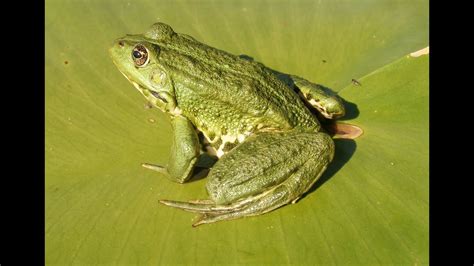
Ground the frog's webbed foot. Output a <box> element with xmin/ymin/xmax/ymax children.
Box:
<box><xmin>159</xmin><ymin>131</ymin><xmax>334</xmax><ymax>226</ymax></box>
<box><xmin>276</xmin><ymin>74</ymin><xmax>346</xmax><ymax>120</ymax></box>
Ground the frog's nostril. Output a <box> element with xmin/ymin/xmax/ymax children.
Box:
<box><xmin>118</xmin><ymin>41</ymin><xmax>124</xmax><ymax>47</ymax></box>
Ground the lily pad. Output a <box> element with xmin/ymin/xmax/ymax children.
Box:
<box><xmin>46</xmin><ymin>0</ymin><xmax>428</xmax><ymax>264</ymax></box>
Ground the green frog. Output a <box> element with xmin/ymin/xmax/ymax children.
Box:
<box><xmin>109</xmin><ymin>22</ymin><xmax>346</xmax><ymax>226</ymax></box>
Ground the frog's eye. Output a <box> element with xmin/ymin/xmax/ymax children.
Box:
<box><xmin>132</xmin><ymin>44</ymin><xmax>149</xmax><ymax>67</ymax></box>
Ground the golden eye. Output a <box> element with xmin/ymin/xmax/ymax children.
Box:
<box><xmin>132</xmin><ymin>44</ymin><xmax>149</xmax><ymax>67</ymax></box>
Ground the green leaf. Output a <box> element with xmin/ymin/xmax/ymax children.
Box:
<box><xmin>46</xmin><ymin>0</ymin><xmax>428</xmax><ymax>264</ymax></box>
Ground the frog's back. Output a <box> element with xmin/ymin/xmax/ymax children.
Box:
<box><xmin>148</xmin><ymin>23</ymin><xmax>320</xmax><ymax>138</ymax></box>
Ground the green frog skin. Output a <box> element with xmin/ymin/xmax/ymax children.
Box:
<box><xmin>109</xmin><ymin>22</ymin><xmax>346</xmax><ymax>226</ymax></box>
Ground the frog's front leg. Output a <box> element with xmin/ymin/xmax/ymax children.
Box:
<box><xmin>142</xmin><ymin>115</ymin><xmax>201</xmax><ymax>183</ymax></box>
<box><xmin>160</xmin><ymin>131</ymin><xmax>334</xmax><ymax>226</ymax></box>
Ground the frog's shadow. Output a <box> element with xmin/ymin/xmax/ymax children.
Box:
<box><xmin>300</xmin><ymin>138</ymin><xmax>357</xmax><ymax>201</ymax></box>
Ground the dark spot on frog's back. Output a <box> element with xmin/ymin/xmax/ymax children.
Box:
<box><xmin>213</xmin><ymin>138</ymin><xmax>222</xmax><ymax>148</ymax></box>
<box><xmin>223</xmin><ymin>142</ymin><xmax>238</xmax><ymax>152</ymax></box>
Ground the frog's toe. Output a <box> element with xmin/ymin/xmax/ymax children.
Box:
<box><xmin>191</xmin><ymin>186</ymin><xmax>290</xmax><ymax>226</ymax></box>
<box><xmin>159</xmin><ymin>198</ymin><xmax>248</xmax><ymax>214</ymax></box>
<box><xmin>159</xmin><ymin>199</ymin><xmax>220</xmax><ymax>213</ymax></box>
<box><xmin>142</xmin><ymin>163</ymin><xmax>168</xmax><ymax>174</ymax></box>
<box><xmin>188</xmin><ymin>199</ymin><xmax>214</xmax><ymax>204</ymax></box>
<box><xmin>159</xmin><ymin>190</ymin><xmax>287</xmax><ymax>227</ymax></box>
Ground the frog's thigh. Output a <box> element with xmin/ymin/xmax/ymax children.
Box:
<box><xmin>195</xmin><ymin>131</ymin><xmax>334</xmax><ymax>224</ymax></box>
<box><xmin>207</xmin><ymin>131</ymin><xmax>334</xmax><ymax>204</ymax></box>
<box><xmin>290</xmin><ymin>75</ymin><xmax>345</xmax><ymax>119</ymax></box>
<box><xmin>144</xmin><ymin>115</ymin><xmax>201</xmax><ymax>183</ymax></box>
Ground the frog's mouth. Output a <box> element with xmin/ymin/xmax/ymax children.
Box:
<box><xmin>129</xmin><ymin>79</ymin><xmax>168</xmax><ymax>103</ymax></box>
<box><xmin>116</xmin><ymin>69</ymin><xmax>169</xmax><ymax>105</ymax></box>
<box><xmin>149</xmin><ymin>90</ymin><xmax>168</xmax><ymax>103</ymax></box>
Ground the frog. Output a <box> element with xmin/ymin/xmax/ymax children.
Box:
<box><xmin>109</xmin><ymin>22</ymin><xmax>346</xmax><ymax>226</ymax></box>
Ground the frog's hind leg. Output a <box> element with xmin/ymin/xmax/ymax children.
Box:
<box><xmin>159</xmin><ymin>131</ymin><xmax>334</xmax><ymax>226</ymax></box>
<box><xmin>275</xmin><ymin>73</ymin><xmax>345</xmax><ymax>119</ymax></box>
<box><xmin>292</xmin><ymin>75</ymin><xmax>345</xmax><ymax>119</ymax></box>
